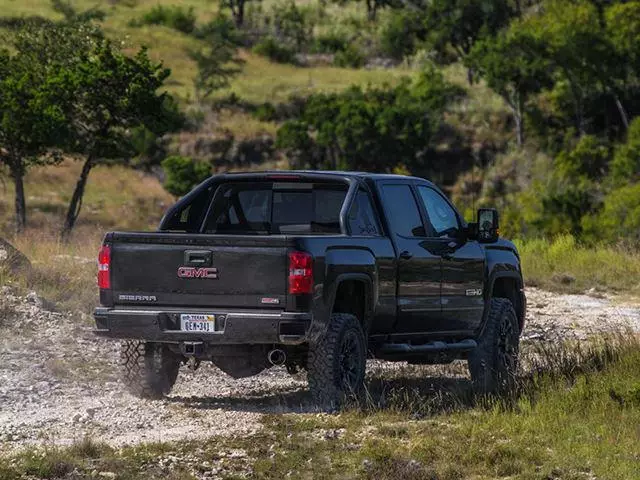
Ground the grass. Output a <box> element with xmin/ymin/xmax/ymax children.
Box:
<box><xmin>1</xmin><ymin>335</ymin><xmax>638</xmax><ymax>479</ymax></box>
<box><xmin>516</xmin><ymin>234</ymin><xmax>640</xmax><ymax>296</ymax></box>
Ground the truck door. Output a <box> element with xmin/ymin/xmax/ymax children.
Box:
<box><xmin>377</xmin><ymin>183</ymin><xmax>444</xmax><ymax>334</ymax></box>
<box><xmin>415</xmin><ymin>185</ymin><xmax>485</xmax><ymax>333</ymax></box>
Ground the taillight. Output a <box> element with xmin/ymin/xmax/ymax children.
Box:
<box><xmin>289</xmin><ymin>251</ymin><xmax>313</xmax><ymax>294</ymax></box>
<box><xmin>98</xmin><ymin>245</ymin><xmax>111</xmax><ymax>289</ymax></box>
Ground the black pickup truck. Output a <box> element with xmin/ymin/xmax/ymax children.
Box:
<box><xmin>94</xmin><ymin>171</ymin><xmax>526</xmax><ymax>406</ymax></box>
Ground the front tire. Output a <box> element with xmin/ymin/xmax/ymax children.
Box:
<box><xmin>307</xmin><ymin>313</ymin><xmax>367</xmax><ymax>409</ymax></box>
<box><xmin>468</xmin><ymin>298</ymin><xmax>520</xmax><ymax>397</ymax></box>
<box><xmin>120</xmin><ymin>341</ymin><xmax>181</xmax><ymax>399</ymax></box>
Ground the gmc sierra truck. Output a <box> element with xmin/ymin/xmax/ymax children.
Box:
<box><xmin>94</xmin><ymin>171</ymin><xmax>526</xmax><ymax>406</ymax></box>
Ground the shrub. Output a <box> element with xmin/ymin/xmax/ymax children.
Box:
<box><xmin>380</xmin><ymin>10</ymin><xmax>427</xmax><ymax>61</ymax></box>
<box><xmin>252</xmin><ymin>37</ymin><xmax>297</xmax><ymax>64</ymax></box>
<box><xmin>610</xmin><ymin>117</ymin><xmax>640</xmax><ymax>184</ymax></box>
<box><xmin>333</xmin><ymin>44</ymin><xmax>365</xmax><ymax>68</ymax></box>
<box><xmin>311</xmin><ymin>30</ymin><xmax>349</xmax><ymax>54</ymax></box>
<box><xmin>161</xmin><ymin>156</ymin><xmax>211</xmax><ymax>197</ymax></box>
<box><xmin>132</xmin><ymin>5</ymin><xmax>196</xmax><ymax>34</ymax></box>
<box><xmin>582</xmin><ymin>183</ymin><xmax>640</xmax><ymax>243</ymax></box>
<box><xmin>193</xmin><ymin>13</ymin><xmax>243</xmax><ymax>45</ymax></box>
<box><xmin>271</xmin><ymin>0</ymin><xmax>314</xmax><ymax>49</ymax></box>
<box><xmin>253</xmin><ymin>102</ymin><xmax>277</xmax><ymax>122</ymax></box>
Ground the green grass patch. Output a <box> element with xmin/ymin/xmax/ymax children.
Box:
<box><xmin>517</xmin><ymin>234</ymin><xmax>640</xmax><ymax>295</ymax></box>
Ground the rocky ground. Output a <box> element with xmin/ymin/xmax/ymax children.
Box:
<box><xmin>0</xmin><ymin>286</ymin><xmax>639</xmax><ymax>453</ymax></box>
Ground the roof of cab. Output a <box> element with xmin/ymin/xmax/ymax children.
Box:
<box><xmin>218</xmin><ymin>170</ymin><xmax>432</xmax><ymax>184</ymax></box>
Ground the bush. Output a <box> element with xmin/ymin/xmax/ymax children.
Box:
<box><xmin>611</xmin><ymin>117</ymin><xmax>640</xmax><ymax>184</ymax></box>
<box><xmin>193</xmin><ymin>13</ymin><xmax>243</xmax><ymax>45</ymax></box>
<box><xmin>333</xmin><ymin>44</ymin><xmax>365</xmax><ymax>68</ymax></box>
<box><xmin>252</xmin><ymin>37</ymin><xmax>297</xmax><ymax>64</ymax></box>
<box><xmin>161</xmin><ymin>156</ymin><xmax>211</xmax><ymax>197</ymax></box>
<box><xmin>311</xmin><ymin>30</ymin><xmax>349</xmax><ymax>54</ymax></box>
<box><xmin>253</xmin><ymin>102</ymin><xmax>277</xmax><ymax>122</ymax></box>
<box><xmin>271</xmin><ymin>0</ymin><xmax>314</xmax><ymax>49</ymax></box>
<box><xmin>582</xmin><ymin>183</ymin><xmax>640</xmax><ymax>243</ymax></box>
<box><xmin>132</xmin><ymin>5</ymin><xmax>196</xmax><ymax>34</ymax></box>
<box><xmin>380</xmin><ymin>10</ymin><xmax>427</xmax><ymax>61</ymax></box>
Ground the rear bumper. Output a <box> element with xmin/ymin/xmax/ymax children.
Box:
<box><xmin>93</xmin><ymin>307</ymin><xmax>311</xmax><ymax>345</ymax></box>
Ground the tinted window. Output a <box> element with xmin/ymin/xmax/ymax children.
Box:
<box><xmin>417</xmin><ymin>186</ymin><xmax>460</xmax><ymax>238</ymax></box>
<box><xmin>348</xmin><ymin>189</ymin><xmax>381</xmax><ymax>236</ymax></box>
<box><xmin>203</xmin><ymin>182</ymin><xmax>348</xmax><ymax>234</ymax></box>
<box><xmin>381</xmin><ymin>185</ymin><xmax>425</xmax><ymax>237</ymax></box>
<box><xmin>162</xmin><ymin>185</ymin><xmax>213</xmax><ymax>232</ymax></box>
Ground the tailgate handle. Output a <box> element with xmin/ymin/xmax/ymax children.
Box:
<box><xmin>184</xmin><ymin>250</ymin><xmax>212</xmax><ymax>266</ymax></box>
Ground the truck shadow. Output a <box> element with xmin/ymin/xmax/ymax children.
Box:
<box><xmin>165</xmin><ymin>374</ymin><xmax>474</xmax><ymax>415</ymax></box>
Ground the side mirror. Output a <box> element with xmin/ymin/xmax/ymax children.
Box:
<box><xmin>477</xmin><ymin>208</ymin><xmax>499</xmax><ymax>243</ymax></box>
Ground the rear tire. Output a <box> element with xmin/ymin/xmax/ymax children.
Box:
<box><xmin>307</xmin><ymin>313</ymin><xmax>367</xmax><ymax>409</ymax></box>
<box><xmin>468</xmin><ymin>298</ymin><xmax>520</xmax><ymax>397</ymax></box>
<box><xmin>120</xmin><ymin>341</ymin><xmax>181</xmax><ymax>399</ymax></box>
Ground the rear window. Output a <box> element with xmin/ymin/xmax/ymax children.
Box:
<box><xmin>203</xmin><ymin>182</ymin><xmax>348</xmax><ymax>234</ymax></box>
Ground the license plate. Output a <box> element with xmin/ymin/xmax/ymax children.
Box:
<box><xmin>180</xmin><ymin>314</ymin><xmax>218</xmax><ymax>333</ymax></box>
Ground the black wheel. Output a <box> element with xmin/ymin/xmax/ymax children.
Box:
<box><xmin>120</xmin><ymin>341</ymin><xmax>181</xmax><ymax>399</ymax></box>
<box><xmin>307</xmin><ymin>313</ymin><xmax>367</xmax><ymax>409</ymax></box>
<box><xmin>468</xmin><ymin>298</ymin><xmax>520</xmax><ymax>397</ymax></box>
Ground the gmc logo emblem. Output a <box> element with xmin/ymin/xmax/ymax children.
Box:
<box><xmin>177</xmin><ymin>267</ymin><xmax>218</xmax><ymax>279</ymax></box>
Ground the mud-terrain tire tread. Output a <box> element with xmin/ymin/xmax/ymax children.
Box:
<box><xmin>468</xmin><ymin>298</ymin><xmax>520</xmax><ymax>397</ymax></box>
<box><xmin>307</xmin><ymin>313</ymin><xmax>366</xmax><ymax>409</ymax></box>
<box><xmin>120</xmin><ymin>341</ymin><xmax>180</xmax><ymax>399</ymax></box>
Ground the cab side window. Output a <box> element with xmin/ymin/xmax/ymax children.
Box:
<box><xmin>417</xmin><ymin>186</ymin><xmax>460</xmax><ymax>238</ymax></box>
<box><xmin>381</xmin><ymin>184</ymin><xmax>426</xmax><ymax>237</ymax></box>
<box><xmin>348</xmin><ymin>189</ymin><xmax>381</xmax><ymax>236</ymax></box>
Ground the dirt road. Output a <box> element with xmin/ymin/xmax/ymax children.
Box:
<box><xmin>1</xmin><ymin>286</ymin><xmax>638</xmax><ymax>451</ymax></box>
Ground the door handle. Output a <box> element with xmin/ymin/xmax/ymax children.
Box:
<box><xmin>184</xmin><ymin>250</ymin><xmax>212</xmax><ymax>266</ymax></box>
<box><xmin>399</xmin><ymin>251</ymin><xmax>413</xmax><ymax>260</ymax></box>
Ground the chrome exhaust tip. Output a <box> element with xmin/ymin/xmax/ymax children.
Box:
<box><xmin>267</xmin><ymin>348</ymin><xmax>286</xmax><ymax>366</ymax></box>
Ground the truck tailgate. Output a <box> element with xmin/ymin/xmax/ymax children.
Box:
<box><xmin>108</xmin><ymin>232</ymin><xmax>294</xmax><ymax>308</ymax></box>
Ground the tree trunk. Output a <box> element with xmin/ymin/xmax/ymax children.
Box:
<box><xmin>613</xmin><ymin>93</ymin><xmax>630</xmax><ymax>131</ymax></box>
<box><xmin>61</xmin><ymin>156</ymin><xmax>94</xmax><ymax>241</ymax></box>
<box><xmin>467</xmin><ymin>68</ymin><xmax>474</xmax><ymax>86</ymax></box>
<box><xmin>513</xmin><ymin>95</ymin><xmax>524</xmax><ymax>147</ymax></box>
<box><xmin>9</xmin><ymin>161</ymin><xmax>26</xmax><ymax>234</ymax></box>
<box><xmin>366</xmin><ymin>0</ymin><xmax>377</xmax><ymax>21</ymax></box>
<box><xmin>235</xmin><ymin>0</ymin><xmax>245</xmax><ymax>27</ymax></box>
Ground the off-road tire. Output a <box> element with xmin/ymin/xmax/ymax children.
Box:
<box><xmin>307</xmin><ymin>313</ymin><xmax>367</xmax><ymax>409</ymax></box>
<box><xmin>120</xmin><ymin>341</ymin><xmax>181</xmax><ymax>399</ymax></box>
<box><xmin>468</xmin><ymin>298</ymin><xmax>520</xmax><ymax>397</ymax></box>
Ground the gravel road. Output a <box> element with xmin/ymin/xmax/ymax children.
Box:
<box><xmin>1</xmin><ymin>286</ymin><xmax>639</xmax><ymax>451</ymax></box>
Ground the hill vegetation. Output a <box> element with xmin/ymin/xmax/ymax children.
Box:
<box><xmin>0</xmin><ymin>0</ymin><xmax>638</xmax><ymax>248</ymax></box>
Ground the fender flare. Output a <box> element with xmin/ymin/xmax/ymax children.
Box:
<box><xmin>327</xmin><ymin>273</ymin><xmax>376</xmax><ymax>335</ymax></box>
<box><xmin>483</xmin><ymin>271</ymin><xmax>525</xmax><ymax>332</ymax></box>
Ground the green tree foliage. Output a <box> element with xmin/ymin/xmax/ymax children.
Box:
<box><xmin>611</xmin><ymin>117</ymin><xmax>640</xmax><ymax>184</ymax></box>
<box><xmin>555</xmin><ymin>135</ymin><xmax>610</xmax><ymax>180</ymax></box>
<box><xmin>276</xmin><ymin>69</ymin><xmax>464</xmax><ymax>173</ymax></box>
<box><xmin>61</xmin><ymin>40</ymin><xmax>179</xmax><ymax>239</ymax></box>
<box><xmin>161</xmin><ymin>156</ymin><xmax>211</xmax><ymax>197</ymax></box>
<box><xmin>189</xmin><ymin>14</ymin><xmax>244</xmax><ymax>100</ymax></box>
<box><xmin>0</xmin><ymin>23</ymin><xmax>83</xmax><ymax>232</ymax></box>
<box><xmin>522</xmin><ymin>0</ymin><xmax>627</xmax><ymax>135</ymax></box>
<box><xmin>424</xmin><ymin>0</ymin><xmax>514</xmax><ymax>81</ymax></box>
<box><xmin>221</xmin><ymin>0</ymin><xmax>257</xmax><ymax>27</ymax></box>
<box><xmin>582</xmin><ymin>182</ymin><xmax>640</xmax><ymax>242</ymax></box>
<box><xmin>380</xmin><ymin>10</ymin><xmax>427</xmax><ymax>61</ymax></box>
<box><xmin>467</xmin><ymin>27</ymin><xmax>552</xmax><ymax>146</ymax></box>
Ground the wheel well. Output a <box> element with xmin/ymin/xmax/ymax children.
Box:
<box><xmin>491</xmin><ymin>277</ymin><xmax>524</xmax><ymax>330</ymax></box>
<box><xmin>332</xmin><ymin>280</ymin><xmax>369</xmax><ymax>332</ymax></box>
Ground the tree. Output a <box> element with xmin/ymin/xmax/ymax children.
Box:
<box><xmin>220</xmin><ymin>0</ymin><xmax>258</xmax><ymax>27</ymax></box>
<box><xmin>0</xmin><ymin>24</ymin><xmax>80</xmax><ymax>232</ymax></box>
<box><xmin>161</xmin><ymin>156</ymin><xmax>211</xmax><ymax>197</ymax></box>
<box><xmin>522</xmin><ymin>0</ymin><xmax>627</xmax><ymax>136</ymax></box>
<box><xmin>61</xmin><ymin>41</ymin><xmax>177</xmax><ymax>239</ymax></box>
<box><xmin>610</xmin><ymin>116</ymin><xmax>640</xmax><ymax>184</ymax></box>
<box><xmin>189</xmin><ymin>14</ymin><xmax>244</xmax><ymax>100</ymax></box>
<box><xmin>276</xmin><ymin>69</ymin><xmax>464</xmax><ymax>174</ymax></box>
<box><xmin>423</xmin><ymin>0</ymin><xmax>514</xmax><ymax>83</ymax></box>
<box><xmin>467</xmin><ymin>28</ymin><xmax>552</xmax><ymax>146</ymax></box>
